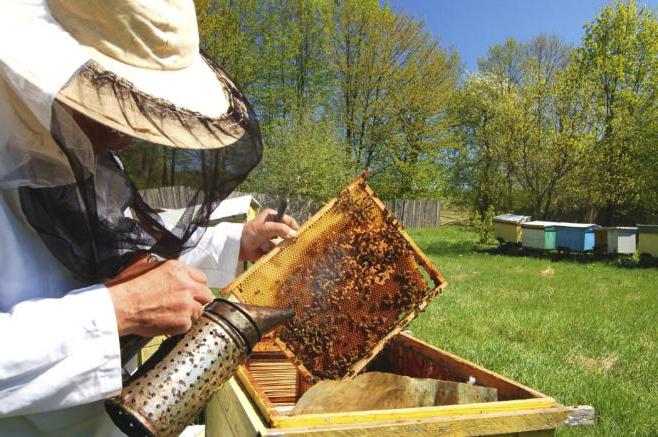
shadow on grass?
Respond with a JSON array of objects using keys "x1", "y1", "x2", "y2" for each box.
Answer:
[
  {"x1": 477, "y1": 244, "x2": 658, "y2": 269},
  {"x1": 422, "y1": 239, "x2": 481, "y2": 257}
]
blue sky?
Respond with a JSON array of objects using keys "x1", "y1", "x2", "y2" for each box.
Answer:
[{"x1": 388, "y1": 0, "x2": 658, "y2": 71}]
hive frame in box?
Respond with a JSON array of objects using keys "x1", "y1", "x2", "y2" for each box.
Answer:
[{"x1": 221, "y1": 175, "x2": 447, "y2": 383}]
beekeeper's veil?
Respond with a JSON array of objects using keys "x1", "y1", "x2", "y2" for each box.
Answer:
[{"x1": 0, "y1": 1, "x2": 262, "y2": 281}]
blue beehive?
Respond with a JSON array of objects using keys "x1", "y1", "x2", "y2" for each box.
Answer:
[{"x1": 555, "y1": 223, "x2": 599, "y2": 252}]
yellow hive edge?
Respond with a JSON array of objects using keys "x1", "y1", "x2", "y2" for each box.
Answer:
[{"x1": 271, "y1": 398, "x2": 560, "y2": 429}]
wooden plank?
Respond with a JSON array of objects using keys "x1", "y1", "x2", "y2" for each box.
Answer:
[
  {"x1": 236, "y1": 366, "x2": 279, "y2": 426},
  {"x1": 261, "y1": 407, "x2": 568, "y2": 436},
  {"x1": 495, "y1": 432, "x2": 553, "y2": 437},
  {"x1": 205, "y1": 377, "x2": 266, "y2": 437},
  {"x1": 564, "y1": 405, "x2": 596, "y2": 427}
]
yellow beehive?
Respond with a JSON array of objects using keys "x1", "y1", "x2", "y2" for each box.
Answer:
[
  {"x1": 493, "y1": 214, "x2": 531, "y2": 244},
  {"x1": 637, "y1": 225, "x2": 658, "y2": 257}
]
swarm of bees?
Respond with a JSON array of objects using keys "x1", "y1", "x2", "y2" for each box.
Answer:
[{"x1": 274, "y1": 185, "x2": 432, "y2": 380}]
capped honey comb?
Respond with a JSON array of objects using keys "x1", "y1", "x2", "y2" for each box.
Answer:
[{"x1": 224, "y1": 176, "x2": 446, "y2": 382}]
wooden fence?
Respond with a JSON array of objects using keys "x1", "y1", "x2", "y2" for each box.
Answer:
[
  {"x1": 140, "y1": 186, "x2": 197, "y2": 209},
  {"x1": 382, "y1": 199, "x2": 441, "y2": 229},
  {"x1": 139, "y1": 187, "x2": 441, "y2": 228}
]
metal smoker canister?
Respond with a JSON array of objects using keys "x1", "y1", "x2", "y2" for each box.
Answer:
[{"x1": 105, "y1": 299, "x2": 294, "y2": 437}]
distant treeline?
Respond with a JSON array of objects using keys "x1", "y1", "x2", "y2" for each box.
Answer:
[{"x1": 190, "y1": 0, "x2": 657, "y2": 225}]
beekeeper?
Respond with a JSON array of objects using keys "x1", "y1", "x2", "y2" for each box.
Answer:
[{"x1": 0, "y1": 0, "x2": 298, "y2": 434}]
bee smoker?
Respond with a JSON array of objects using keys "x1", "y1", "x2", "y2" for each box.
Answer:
[{"x1": 105, "y1": 299, "x2": 294, "y2": 437}]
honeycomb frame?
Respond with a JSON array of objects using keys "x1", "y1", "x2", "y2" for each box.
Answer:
[{"x1": 223, "y1": 175, "x2": 447, "y2": 382}]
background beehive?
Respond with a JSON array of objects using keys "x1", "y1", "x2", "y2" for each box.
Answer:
[{"x1": 224, "y1": 176, "x2": 446, "y2": 381}]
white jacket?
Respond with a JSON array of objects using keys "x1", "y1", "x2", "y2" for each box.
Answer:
[{"x1": 0, "y1": 188, "x2": 243, "y2": 436}]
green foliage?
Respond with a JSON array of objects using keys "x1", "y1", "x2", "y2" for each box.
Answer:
[
  {"x1": 447, "y1": 35, "x2": 595, "y2": 220},
  {"x1": 572, "y1": 0, "x2": 658, "y2": 224},
  {"x1": 196, "y1": 0, "x2": 459, "y2": 200},
  {"x1": 327, "y1": 0, "x2": 460, "y2": 198},
  {"x1": 472, "y1": 205, "x2": 496, "y2": 244},
  {"x1": 194, "y1": 0, "x2": 657, "y2": 224},
  {"x1": 241, "y1": 115, "x2": 353, "y2": 200},
  {"x1": 445, "y1": 2, "x2": 658, "y2": 224}
]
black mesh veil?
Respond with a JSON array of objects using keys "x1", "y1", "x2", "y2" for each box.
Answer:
[{"x1": 18, "y1": 60, "x2": 262, "y2": 282}]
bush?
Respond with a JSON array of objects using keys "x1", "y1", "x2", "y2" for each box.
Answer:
[{"x1": 473, "y1": 205, "x2": 496, "y2": 244}]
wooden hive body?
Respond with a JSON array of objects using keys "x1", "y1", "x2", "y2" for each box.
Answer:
[
  {"x1": 637, "y1": 225, "x2": 658, "y2": 257},
  {"x1": 554, "y1": 223, "x2": 598, "y2": 252},
  {"x1": 521, "y1": 222, "x2": 558, "y2": 250},
  {"x1": 493, "y1": 214, "x2": 530, "y2": 244},
  {"x1": 594, "y1": 228, "x2": 608, "y2": 252},
  {"x1": 600, "y1": 227, "x2": 637, "y2": 254},
  {"x1": 205, "y1": 333, "x2": 590, "y2": 436}
]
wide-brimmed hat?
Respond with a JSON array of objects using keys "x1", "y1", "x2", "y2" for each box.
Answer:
[{"x1": 44, "y1": 0, "x2": 257, "y2": 150}]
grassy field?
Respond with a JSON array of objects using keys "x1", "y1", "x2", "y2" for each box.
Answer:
[{"x1": 407, "y1": 226, "x2": 658, "y2": 436}]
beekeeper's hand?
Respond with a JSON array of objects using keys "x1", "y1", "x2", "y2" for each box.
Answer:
[
  {"x1": 107, "y1": 257, "x2": 215, "y2": 336},
  {"x1": 239, "y1": 209, "x2": 300, "y2": 261}
]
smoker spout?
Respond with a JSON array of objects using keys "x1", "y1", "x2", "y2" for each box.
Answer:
[
  {"x1": 205, "y1": 299, "x2": 294, "y2": 352},
  {"x1": 241, "y1": 302, "x2": 296, "y2": 337}
]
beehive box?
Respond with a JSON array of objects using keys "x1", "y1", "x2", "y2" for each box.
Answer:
[
  {"x1": 637, "y1": 225, "x2": 658, "y2": 257},
  {"x1": 521, "y1": 221, "x2": 558, "y2": 250},
  {"x1": 554, "y1": 223, "x2": 598, "y2": 252},
  {"x1": 601, "y1": 227, "x2": 637, "y2": 255},
  {"x1": 493, "y1": 214, "x2": 531, "y2": 244},
  {"x1": 205, "y1": 333, "x2": 594, "y2": 436}
]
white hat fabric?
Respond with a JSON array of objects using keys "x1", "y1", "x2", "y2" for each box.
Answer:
[{"x1": 1, "y1": 0, "x2": 255, "y2": 152}]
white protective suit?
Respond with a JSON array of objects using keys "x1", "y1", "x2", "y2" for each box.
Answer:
[
  {"x1": 0, "y1": 193, "x2": 242, "y2": 435},
  {"x1": 0, "y1": 1, "x2": 245, "y2": 435}
]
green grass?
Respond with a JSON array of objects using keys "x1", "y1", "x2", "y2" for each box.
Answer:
[{"x1": 408, "y1": 226, "x2": 658, "y2": 436}]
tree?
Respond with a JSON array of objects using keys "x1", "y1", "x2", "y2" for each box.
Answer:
[
  {"x1": 243, "y1": 115, "x2": 353, "y2": 200},
  {"x1": 194, "y1": 1, "x2": 658, "y2": 225},
  {"x1": 447, "y1": 35, "x2": 593, "y2": 219},
  {"x1": 328, "y1": 0, "x2": 459, "y2": 198},
  {"x1": 496, "y1": 36, "x2": 591, "y2": 219},
  {"x1": 574, "y1": 0, "x2": 658, "y2": 224},
  {"x1": 196, "y1": 0, "x2": 262, "y2": 91},
  {"x1": 445, "y1": 72, "x2": 511, "y2": 215}
]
